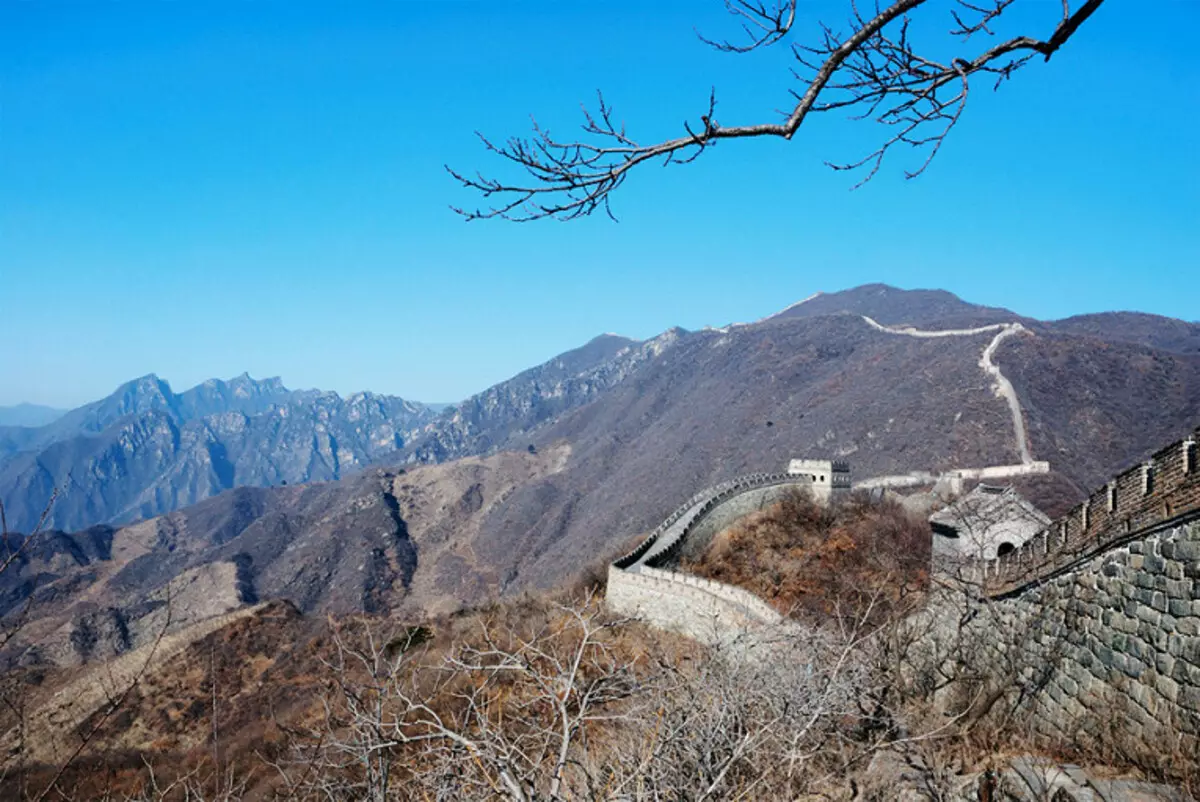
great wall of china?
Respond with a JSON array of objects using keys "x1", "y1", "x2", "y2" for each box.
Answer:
[
  {"x1": 605, "y1": 310, "x2": 1200, "y2": 746},
  {"x1": 943, "y1": 427, "x2": 1200, "y2": 748},
  {"x1": 607, "y1": 425, "x2": 1200, "y2": 745},
  {"x1": 607, "y1": 311, "x2": 1051, "y2": 644},
  {"x1": 856, "y1": 315, "x2": 1050, "y2": 490},
  {"x1": 606, "y1": 471, "x2": 823, "y2": 644}
]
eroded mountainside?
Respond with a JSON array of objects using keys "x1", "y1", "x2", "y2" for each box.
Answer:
[{"x1": 0, "y1": 444, "x2": 574, "y2": 670}]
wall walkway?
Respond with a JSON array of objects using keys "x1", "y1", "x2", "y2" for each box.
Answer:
[{"x1": 608, "y1": 472, "x2": 815, "y2": 644}]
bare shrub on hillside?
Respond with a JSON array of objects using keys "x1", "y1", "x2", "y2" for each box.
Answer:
[
  {"x1": 270, "y1": 591, "x2": 895, "y2": 801},
  {"x1": 684, "y1": 489, "x2": 930, "y2": 623}
]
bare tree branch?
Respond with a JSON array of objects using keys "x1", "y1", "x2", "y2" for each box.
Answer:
[{"x1": 448, "y1": 0, "x2": 1106, "y2": 221}]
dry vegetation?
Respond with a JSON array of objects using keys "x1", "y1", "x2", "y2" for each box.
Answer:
[
  {"x1": 3, "y1": 492, "x2": 1196, "y2": 800},
  {"x1": 684, "y1": 489, "x2": 930, "y2": 623}
]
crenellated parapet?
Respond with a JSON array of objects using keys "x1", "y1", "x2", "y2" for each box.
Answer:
[
  {"x1": 984, "y1": 427, "x2": 1200, "y2": 597},
  {"x1": 612, "y1": 472, "x2": 805, "y2": 570},
  {"x1": 608, "y1": 463, "x2": 843, "y2": 643}
]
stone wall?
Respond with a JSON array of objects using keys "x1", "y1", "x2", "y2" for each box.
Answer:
[
  {"x1": 605, "y1": 564, "x2": 783, "y2": 646},
  {"x1": 915, "y1": 427, "x2": 1200, "y2": 755},
  {"x1": 986, "y1": 428, "x2": 1200, "y2": 597},
  {"x1": 964, "y1": 521, "x2": 1200, "y2": 754},
  {"x1": 607, "y1": 470, "x2": 820, "y2": 646},
  {"x1": 613, "y1": 472, "x2": 810, "y2": 569},
  {"x1": 672, "y1": 484, "x2": 800, "y2": 564}
]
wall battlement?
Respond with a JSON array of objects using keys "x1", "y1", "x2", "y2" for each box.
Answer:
[
  {"x1": 608, "y1": 464, "x2": 838, "y2": 644},
  {"x1": 984, "y1": 426, "x2": 1200, "y2": 597}
]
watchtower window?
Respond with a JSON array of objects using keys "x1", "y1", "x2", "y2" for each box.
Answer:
[
  {"x1": 1108, "y1": 483, "x2": 1118, "y2": 512},
  {"x1": 997, "y1": 542, "x2": 1016, "y2": 557},
  {"x1": 1185, "y1": 440, "x2": 1197, "y2": 475},
  {"x1": 1143, "y1": 462, "x2": 1155, "y2": 496}
]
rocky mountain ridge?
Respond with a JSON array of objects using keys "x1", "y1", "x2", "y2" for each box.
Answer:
[{"x1": 0, "y1": 374, "x2": 439, "y2": 532}]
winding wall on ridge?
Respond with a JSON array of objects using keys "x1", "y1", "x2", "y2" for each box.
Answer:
[{"x1": 607, "y1": 472, "x2": 814, "y2": 644}]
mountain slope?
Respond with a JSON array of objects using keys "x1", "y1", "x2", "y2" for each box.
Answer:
[
  {"x1": 0, "y1": 445, "x2": 572, "y2": 669},
  {"x1": 770, "y1": 283, "x2": 1032, "y2": 328},
  {"x1": 1044, "y1": 311, "x2": 1200, "y2": 354},
  {"x1": 377, "y1": 285, "x2": 1200, "y2": 601},
  {"x1": 6, "y1": 284, "x2": 1200, "y2": 636}
]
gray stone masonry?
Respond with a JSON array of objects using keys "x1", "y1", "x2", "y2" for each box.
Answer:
[{"x1": 962, "y1": 521, "x2": 1200, "y2": 753}]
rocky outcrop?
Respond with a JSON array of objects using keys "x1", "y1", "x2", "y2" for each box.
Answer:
[{"x1": 401, "y1": 332, "x2": 667, "y2": 465}]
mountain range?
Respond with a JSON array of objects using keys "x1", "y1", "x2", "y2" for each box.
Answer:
[
  {"x1": 0, "y1": 373, "x2": 438, "y2": 533},
  {"x1": 3, "y1": 283, "x2": 1200, "y2": 668}
]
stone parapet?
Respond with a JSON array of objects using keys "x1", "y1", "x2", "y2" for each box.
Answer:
[
  {"x1": 955, "y1": 521, "x2": 1200, "y2": 751},
  {"x1": 986, "y1": 427, "x2": 1200, "y2": 597}
]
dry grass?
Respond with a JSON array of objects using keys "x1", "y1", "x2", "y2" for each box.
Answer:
[{"x1": 683, "y1": 490, "x2": 930, "y2": 623}]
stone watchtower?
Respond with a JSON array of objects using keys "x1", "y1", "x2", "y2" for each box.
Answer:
[{"x1": 786, "y1": 459, "x2": 852, "y2": 503}]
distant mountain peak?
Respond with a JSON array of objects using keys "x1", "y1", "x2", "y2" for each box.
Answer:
[
  {"x1": 0, "y1": 403, "x2": 68, "y2": 428},
  {"x1": 766, "y1": 283, "x2": 1022, "y2": 329}
]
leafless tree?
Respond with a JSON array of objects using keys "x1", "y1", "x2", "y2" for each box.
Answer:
[
  {"x1": 274, "y1": 592, "x2": 887, "y2": 801},
  {"x1": 0, "y1": 495, "x2": 179, "y2": 802},
  {"x1": 448, "y1": 0, "x2": 1105, "y2": 221}
]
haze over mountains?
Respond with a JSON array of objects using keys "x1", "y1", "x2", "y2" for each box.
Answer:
[
  {"x1": 4, "y1": 283, "x2": 1200, "y2": 666},
  {"x1": 0, "y1": 404, "x2": 66, "y2": 428}
]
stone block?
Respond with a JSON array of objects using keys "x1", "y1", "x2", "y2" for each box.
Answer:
[
  {"x1": 1152, "y1": 591, "x2": 1169, "y2": 613},
  {"x1": 1180, "y1": 685, "x2": 1200, "y2": 713},
  {"x1": 1175, "y1": 661, "x2": 1200, "y2": 688},
  {"x1": 1130, "y1": 679, "x2": 1153, "y2": 707},
  {"x1": 1165, "y1": 579, "x2": 1192, "y2": 599},
  {"x1": 1136, "y1": 605, "x2": 1161, "y2": 627}
]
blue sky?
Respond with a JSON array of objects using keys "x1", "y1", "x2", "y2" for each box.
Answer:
[{"x1": 2, "y1": 1, "x2": 1197, "y2": 408}]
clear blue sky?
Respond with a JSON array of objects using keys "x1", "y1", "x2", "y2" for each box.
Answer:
[{"x1": 2, "y1": 1, "x2": 1197, "y2": 408}]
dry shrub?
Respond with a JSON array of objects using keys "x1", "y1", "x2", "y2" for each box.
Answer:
[{"x1": 684, "y1": 489, "x2": 930, "y2": 624}]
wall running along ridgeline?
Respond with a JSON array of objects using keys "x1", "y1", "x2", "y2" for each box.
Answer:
[
  {"x1": 606, "y1": 472, "x2": 816, "y2": 645},
  {"x1": 855, "y1": 316, "x2": 1051, "y2": 490}
]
